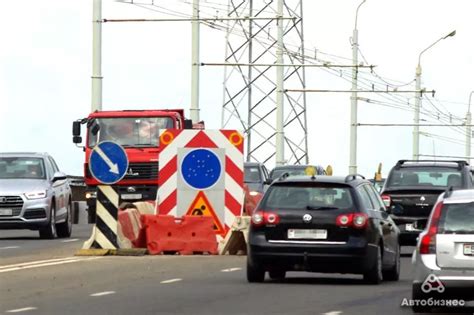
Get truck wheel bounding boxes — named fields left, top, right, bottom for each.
left=87, top=205, right=96, bottom=224
left=57, top=201, right=72, bottom=238
left=39, top=204, right=57, bottom=239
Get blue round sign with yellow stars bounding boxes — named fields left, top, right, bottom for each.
left=181, top=149, right=221, bottom=190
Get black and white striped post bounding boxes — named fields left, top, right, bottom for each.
left=81, top=141, right=128, bottom=252
left=92, top=185, right=120, bottom=249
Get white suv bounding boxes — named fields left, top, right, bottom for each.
left=0, top=152, right=72, bottom=239
left=412, top=188, right=474, bottom=312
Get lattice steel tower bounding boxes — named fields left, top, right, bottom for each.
left=221, top=0, right=308, bottom=165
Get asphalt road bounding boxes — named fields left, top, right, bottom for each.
left=1, top=225, right=473, bottom=315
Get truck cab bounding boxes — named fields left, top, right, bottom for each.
left=72, top=109, right=192, bottom=222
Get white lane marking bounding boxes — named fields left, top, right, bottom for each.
left=0, top=257, right=100, bottom=273
left=322, top=311, right=343, bottom=315
left=90, top=291, right=116, bottom=297
left=6, top=307, right=37, bottom=313
left=221, top=267, right=242, bottom=272
left=0, top=257, right=79, bottom=270
left=160, top=278, right=182, bottom=284
left=0, top=246, right=20, bottom=250
left=61, top=238, right=79, bottom=243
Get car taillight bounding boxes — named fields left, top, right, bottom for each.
left=353, top=213, right=368, bottom=229
left=251, top=211, right=265, bottom=226
left=336, top=214, right=353, bottom=227
left=381, top=194, right=391, bottom=207
left=420, top=201, right=444, bottom=255
left=336, top=213, right=368, bottom=229
left=251, top=211, right=280, bottom=226
left=263, top=212, right=280, bottom=225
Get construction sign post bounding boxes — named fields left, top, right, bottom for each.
left=157, top=130, right=244, bottom=236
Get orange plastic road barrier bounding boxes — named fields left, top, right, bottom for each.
left=180, top=216, right=218, bottom=255
left=142, top=215, right=185, bottom=255
left=141, top=214, right=218, bottom=255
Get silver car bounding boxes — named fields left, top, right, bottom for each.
left=411, top=188, right=474, bottom=312
left=0, top=152, right=72, bottom=239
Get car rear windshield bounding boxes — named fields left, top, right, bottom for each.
left=244, top=166, right=261, bottom=183
left=387, top=167, right=463, bottom=188
left=439, top=203, right=474, bottom=233
left=260, top=184, right=354, bottom=210
left=0, top=157, right=46, bottom=180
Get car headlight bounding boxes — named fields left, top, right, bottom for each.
left=25, top=190, right=47, bottom=200
left=85, top=191, right=97, bottom=199
left=249, top=191, right=260, bottom=196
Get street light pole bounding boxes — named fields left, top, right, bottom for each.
left=466, top=91, right=474, bottom=163
left=190, top=0, right=200, bottom=123
left=91, top=0, right=102, bottom=112
left=349, top=0, right=366, bottom=175
left=413, top=30, right=456, bottom=160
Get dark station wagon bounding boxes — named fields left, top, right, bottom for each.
left=247, top=174, right=400, bottom=284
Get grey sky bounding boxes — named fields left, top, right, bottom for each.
left=0, top=0, right=472, bottom=177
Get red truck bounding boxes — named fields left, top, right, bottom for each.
left=72, top=109, right=194, bottom=222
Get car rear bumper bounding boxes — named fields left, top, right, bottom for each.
left=248, top=235, right=378, bottom=274
left=413, top=253, right=474, bottom=300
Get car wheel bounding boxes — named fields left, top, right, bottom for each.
left=39, top=204, right=57, bottom=239
left=247, top=259, right=265, bottom=283
left=57, top=201, right=73, bottom=238
left=363, top=246, right=383, bottom=284
left=412, top=283, right=431, bottom=313
left=383, top=245, right=400, bottom=281
left=269, top=270, right=286, bottom=280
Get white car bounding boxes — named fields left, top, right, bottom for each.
left=0, top=152, right=72, bottom=239
left=412, top=188, right=474, bottom=312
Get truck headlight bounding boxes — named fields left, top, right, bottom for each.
left=25, top=190, right=47, bottom=200
left=85, top=191, right=97, bottom=199
left=249, top=191, right=260, bottom=196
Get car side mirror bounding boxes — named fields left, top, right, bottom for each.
left=73, top=136, right=82, bottom=144
left=264, top=179, right=273, bottom=185
left=384, top=207, right=391, bottom=214
left=72, top=121, right=81, bottom=136
left=184, top=119, right=193, bottom=129
left=52, top=172, right=67, bottom=183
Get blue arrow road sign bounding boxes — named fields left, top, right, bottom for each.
left=89, top=141, right=129, bottom=185
left=181, top=149, right=222, bottom=190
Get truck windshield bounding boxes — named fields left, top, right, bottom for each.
left=88, top=117, right=174, bottom=147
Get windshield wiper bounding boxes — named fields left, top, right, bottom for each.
left=306, top=206, right=339, bottom=210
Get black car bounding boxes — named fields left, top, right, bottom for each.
left=380, top=160, right=472, bottom=246
left=247, top=174, right=400, bottom=284
left=268, top=164, right=326, bottom=182
left=244, top=162, right=270, bottom=194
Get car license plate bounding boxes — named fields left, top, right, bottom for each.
left=463, top=244, right=474, bottom=256
left=288, top=229, right=327, bottom=239
left=121, top=193, right=142, bottom=200
left=0, top=209, right=13, bottom=216
left=406, top=223, right=415, bottom=231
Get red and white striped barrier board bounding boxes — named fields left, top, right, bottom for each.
left=157, top=130, right=244, bottom=236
